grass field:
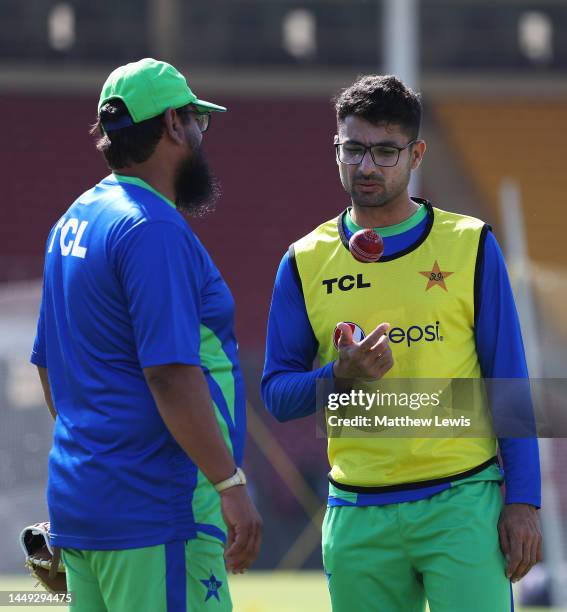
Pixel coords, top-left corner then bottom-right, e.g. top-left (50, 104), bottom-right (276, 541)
top-left (0, 573), bottom-right (555, 611)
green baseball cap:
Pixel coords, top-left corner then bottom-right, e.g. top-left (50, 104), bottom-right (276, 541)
top-left (98, 58), bottom-right (226, 127)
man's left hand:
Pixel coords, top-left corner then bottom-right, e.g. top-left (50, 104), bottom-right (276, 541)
top-left (498, 503), bottom-right (543, 582)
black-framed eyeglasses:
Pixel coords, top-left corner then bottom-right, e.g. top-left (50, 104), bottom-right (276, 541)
top-left (335, 139), bottom-right (418, 167)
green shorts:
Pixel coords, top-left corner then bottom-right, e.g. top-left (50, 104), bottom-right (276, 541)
top-left (322, 480), bottom-right (513, 612)
top-left (61, 537), bottom-right (231, 612)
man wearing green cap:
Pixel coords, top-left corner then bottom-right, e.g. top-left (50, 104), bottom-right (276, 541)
top-left (31, 58), bottom-right (261, 611)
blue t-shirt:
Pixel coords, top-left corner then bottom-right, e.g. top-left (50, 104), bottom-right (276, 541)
top-left (32, 174), bottom-right (246, 550)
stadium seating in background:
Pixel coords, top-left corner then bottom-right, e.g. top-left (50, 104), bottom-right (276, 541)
top-left (433, 100), bottom-right (567, 269)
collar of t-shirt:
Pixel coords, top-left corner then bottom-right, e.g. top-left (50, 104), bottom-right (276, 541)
top-left (343, 203), bottom-right (429, 258)
top-left (112, 173), bottom-right (177, 210)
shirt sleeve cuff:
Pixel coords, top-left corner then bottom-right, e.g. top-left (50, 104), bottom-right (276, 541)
top-left (504, 492), bottom-right (541, 509)
top-left (30, 351), bottom-right (47, 368)
top-left (319, 361), bottom-right (335, 379)
top-left (139, 355), bottom-right (201, 369)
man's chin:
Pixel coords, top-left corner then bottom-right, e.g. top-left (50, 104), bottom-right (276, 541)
top-left (352, 194), bottom-right (390, 208)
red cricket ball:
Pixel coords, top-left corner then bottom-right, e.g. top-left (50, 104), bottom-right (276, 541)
top-left (348, 228), bottom-right (384, 263)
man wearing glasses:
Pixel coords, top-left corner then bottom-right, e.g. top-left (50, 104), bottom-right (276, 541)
top-left (32, 58), bottom-right (261, 610)
top-left (262, 75), bottom-right (541, 611)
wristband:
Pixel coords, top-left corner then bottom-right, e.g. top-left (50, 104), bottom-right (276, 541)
top-left (214, 467), bottom-right (247, 492)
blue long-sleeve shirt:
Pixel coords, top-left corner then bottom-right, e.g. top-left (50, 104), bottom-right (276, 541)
top-left (261, 211), bottom-right (541, 507)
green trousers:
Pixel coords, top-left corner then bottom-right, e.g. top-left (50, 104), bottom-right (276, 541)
top-left (62, 537), bottom-right (231, 611)
top-left (322, 480), bottom-right (513, 612)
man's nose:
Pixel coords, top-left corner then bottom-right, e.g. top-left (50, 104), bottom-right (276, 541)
top-left (359, 149), bottom-right (380, 175)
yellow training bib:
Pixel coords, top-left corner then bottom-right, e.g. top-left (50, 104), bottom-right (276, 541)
top-left (291, 202), bottom-right (496, 487)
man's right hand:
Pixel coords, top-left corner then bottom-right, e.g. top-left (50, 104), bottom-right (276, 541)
top-left (333, 321), bottom-right (393, 380)
top-left (220, 486), bottom-right (263, 574)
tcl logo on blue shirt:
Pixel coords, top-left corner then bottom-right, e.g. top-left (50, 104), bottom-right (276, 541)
top-left (48, 217), bottom-right (89, 259)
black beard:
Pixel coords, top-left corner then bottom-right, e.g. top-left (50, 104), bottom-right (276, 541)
top-left (174, 148), bottom-right (221, 217)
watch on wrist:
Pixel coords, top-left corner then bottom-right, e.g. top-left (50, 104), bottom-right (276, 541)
top-left (214, 467), bottom-right (247, 493)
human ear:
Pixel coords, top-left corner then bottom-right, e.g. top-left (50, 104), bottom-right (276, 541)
top-left (411, 140), bottom-right (427, 170)
top-left (163, 108), bottom-right (186, 145)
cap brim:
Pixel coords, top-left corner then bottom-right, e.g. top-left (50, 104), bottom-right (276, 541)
top-left (194, 98), bottom-right (227, 113)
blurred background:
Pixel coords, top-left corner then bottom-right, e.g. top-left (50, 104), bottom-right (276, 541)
top-left (1, 0), bottom-right (566, 609)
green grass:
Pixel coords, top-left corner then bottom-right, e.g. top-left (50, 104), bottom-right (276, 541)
top-left (0, 573), bottom-right (556, 611)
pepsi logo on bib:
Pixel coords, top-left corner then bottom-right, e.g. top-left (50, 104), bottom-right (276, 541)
top-left (333, 322), bottom-right (366, 350)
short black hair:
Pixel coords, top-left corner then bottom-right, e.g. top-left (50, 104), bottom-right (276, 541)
top-left (334, 75), bottom-right (422, 140)
top-left (90, 99), bottom-right (192, 169)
